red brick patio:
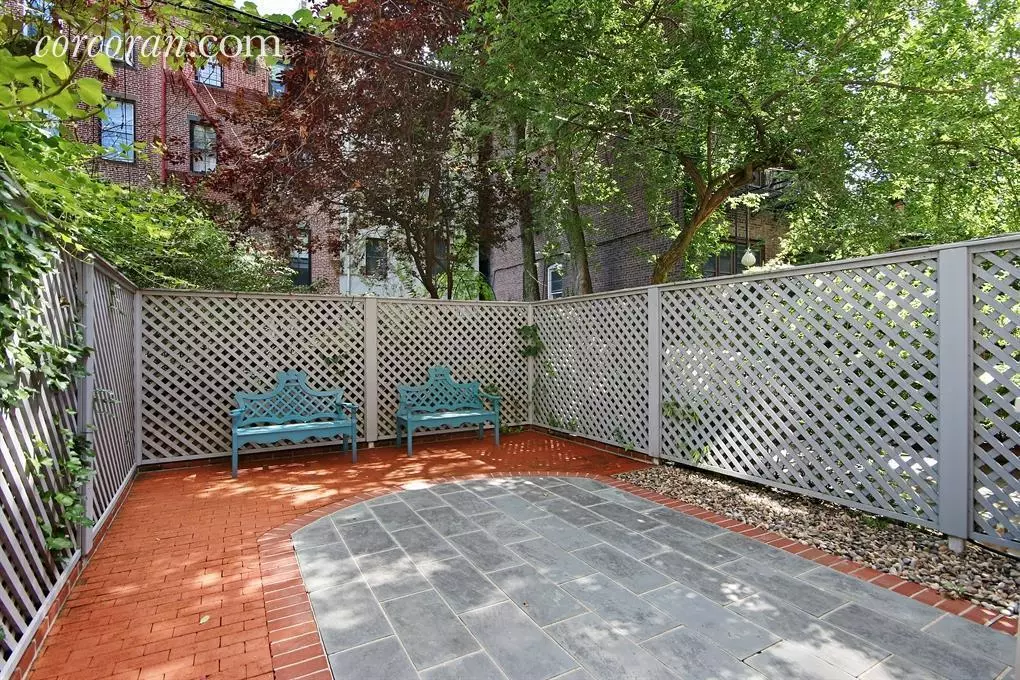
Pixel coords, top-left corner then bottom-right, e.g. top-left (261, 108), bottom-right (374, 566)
top-left (23, 431), bottom-right (1016, 680)
top-left (25, 432), bottom-right (646, 680)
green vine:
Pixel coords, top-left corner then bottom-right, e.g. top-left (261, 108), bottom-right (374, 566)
top-left (517, 324), bottom-right (545, 358)
top-left (26, 424), bottom-right (95, 555)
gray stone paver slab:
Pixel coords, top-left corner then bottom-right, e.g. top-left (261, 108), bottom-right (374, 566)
top-left (417, 556), bottom-right (507, 613)
top-left (641, 627), bottom-right (766, 680)
top-left (356, 548), bottom-right (433, 602)
top-left (486, 494), bottom-right (550, 522)
top-left (544, 612), bottom-right (679, 680)
top-left (418, 506), bottom-right (481, 537)
top-left (727, 594), bottom-right (889, 676)
top-left (390, 524), bottom-right (461, 564)
top-left (309, 580), bottom-right (392, 653)
top-left (473, 511), bottom-right (540, 544)
top-left (295, 478), bottom-right (971, 680)
top-left (461, 601), bottom-right (578, 680)
top-left (562, 573), bottom-right (678, 642)
top-left (370, 500), bottom-right (425, 531)
top-left (441, 490), bottom-right (495, 516)
top-left (720, 557), bottom-right (846, 616)
top-left (526, 515), bottom-right (601, 551)
top-left (420, 651), bottom-right (509, 680)
top-left (449, 530), bottom-right (524, 572)
top-left (584, 521), bottom-right (664, 559)
top-left (642, 583), bottom-right (779, 659)
top-left (327, 636), bottom-right (418, 680)
top-left (509, 537), bottom-right (596, 583)
top-left (745, 640), bottom-right (855, 680)
top-left (643, 525), bottom-right (740, 566)
top-left (587, 502), bottom-right (662, 532)
top-left (823, 603), bottom-right (1006, 679)
top-left (381, 590), bottom-right (480, 670)
top-left (801, 567), bottom-right (942, 628)
top-left (294, 540), bottom-right (359, 593)
top-left (574, 544), bottom-right (671, 594)
top-left (708, 531), bottom-right (816, 574)
top-left (488, 563), bottom-right (588, 626)
top-left (643, 551), bottom-right (756, 604)
top-left (336, 519), bottom-right (397, 556)
top-left (925, 612), bottom-right (1016, 667)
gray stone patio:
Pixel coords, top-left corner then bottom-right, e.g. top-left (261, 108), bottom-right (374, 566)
top-left (292, 477), bottom-right (1014, 680)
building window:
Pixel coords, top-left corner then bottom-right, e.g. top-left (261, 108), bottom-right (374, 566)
top-left (290, 229), bottom-right (312, 286)
top-left (364, 238), bottom-right (387, 278)
top-left (22, 0), bottom-right (52, 37)
top-left (547, 263), bottom-right (564, 299)
top-left (268, 63), bottom-right (288, 98)
top-left (196, 61), bottom-right (223, 87)
top-left (100, 99), bottom-right (134, 162)
top-left (103, 13), bottom-right (134, 65)
top-left (701, 241), bottom-right (764, 278)
top-left (189, 122), bottom-right (217, 173)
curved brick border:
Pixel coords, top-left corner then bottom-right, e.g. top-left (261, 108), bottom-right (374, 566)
top-left (255, 471), bottom-right (1017, 680)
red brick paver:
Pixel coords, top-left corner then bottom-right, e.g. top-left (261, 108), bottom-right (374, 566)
top-left (26, 432), bottom-right (644, 680)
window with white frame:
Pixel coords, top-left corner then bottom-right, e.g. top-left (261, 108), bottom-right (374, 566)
top-left (547, 262), bottom-right (564, 299)
top-left (269, 63), bottom-right (288, 98)
top-left (196, 61), bottom-right (223, 87)
top-left (100, 99), bottom-right (135, 162)
top-left (189, 122), bottom-right (217, 173)
top-left (364, 237), bottom-right (387, 278)
top-left (22, 0), bottom-right (52, 37)
top-left (290, 228), bottom-right (312, 286)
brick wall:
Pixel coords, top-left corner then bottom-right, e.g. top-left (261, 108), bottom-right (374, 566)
top-left (491, 205), bottom-right (787, 300)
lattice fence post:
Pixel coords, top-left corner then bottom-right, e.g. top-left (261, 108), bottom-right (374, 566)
top-left (364, 297), bottom-right (379, 444)
top-left (938, 246), bottom-right (971, 552)
top-left (527, 303), bottom-right (535, 425)
top-left (133, 290), bottom-right (142, 466)
top-left (77, 260), bottom-right (98, 555)
top-left (647, 286), bottom-right (662, 464)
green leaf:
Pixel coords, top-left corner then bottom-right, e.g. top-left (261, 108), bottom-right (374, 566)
top-left (92, 52), bottom-right (114, 76)
top-left (76, 78), bottom-right (106, 106)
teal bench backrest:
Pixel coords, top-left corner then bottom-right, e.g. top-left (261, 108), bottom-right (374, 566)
top-left (235, 371), bottom-right (345, 426)
top-left (398, 366), bottom-right (484, 414)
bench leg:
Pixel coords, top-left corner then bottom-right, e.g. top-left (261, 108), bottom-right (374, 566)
top-left (231, 439), bottom-right (239, 479)
top-left (351, 425), bottom-right (358, 464)
top-left (494, 418), bottom-right (500, 447)
top-left (407, 427), bottom-right (413, 457)
top-left (477, 424), bottom-right (484, 439)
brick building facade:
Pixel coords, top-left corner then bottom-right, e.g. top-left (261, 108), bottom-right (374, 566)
top-left (489, 187), bottom-right (787, 301)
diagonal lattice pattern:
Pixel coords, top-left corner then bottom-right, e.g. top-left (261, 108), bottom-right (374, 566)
top-left (140, 293), bottom-right (366, 461)
top-left (90, 267), bottom-right (136, 520)
top-left (971, 247), bottom-right (1020, 546)
top-left (659, 260), bottom-right (940, 525)
top-left (533, 293), bottom-right (649, 452)
top-left (376, 301), bottom-right (528, 436)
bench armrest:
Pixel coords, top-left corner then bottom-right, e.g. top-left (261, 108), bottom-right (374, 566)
top-left (479, 392), bottom-right (501, 409)
top-left (339, 401), bottom-right (359, 417)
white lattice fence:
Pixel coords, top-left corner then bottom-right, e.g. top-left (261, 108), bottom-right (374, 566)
top-left (88, 264), bottom-right (136, 525)
top-left (0, 256), bottom-right (80, 672)
top-left (533, 292), bottom-right (650, 452)
top-left (375, 300), bottom-right (528, 437)
top-left (971, 244), bottom-right (1020, 546)
top-left (139, 292), bottom-right (366, 461)
top-left (659, 258), bottom-right (941, 525)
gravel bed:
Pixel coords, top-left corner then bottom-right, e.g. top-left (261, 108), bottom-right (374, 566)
top-left (617, 464), bottom-right (1020, 614)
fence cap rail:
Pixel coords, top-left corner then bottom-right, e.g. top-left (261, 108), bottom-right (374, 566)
top-left (140, 288), bottom-right (528, 306)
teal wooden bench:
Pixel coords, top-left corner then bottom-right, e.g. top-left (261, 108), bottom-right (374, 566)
top-left (230, 371), bottom-right (358, 478)
top-left (395, 366), bottom-right (500, 456)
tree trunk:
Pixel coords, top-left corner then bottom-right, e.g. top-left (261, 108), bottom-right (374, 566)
top-left (558, 145), bottom-right (593, 295)
top-left (514, 120), bottom-right (540, 301)
top-left (650, 181), bottom-right (742, 284)
top-left (476, 132), bottom-right (496, 300)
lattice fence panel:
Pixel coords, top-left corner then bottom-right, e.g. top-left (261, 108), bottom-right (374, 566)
top-left (140, 293), bottom-right (365, 461)
top-left (0, 256), bottom-right (80, 669)
top-left (660, 259), bottom-right (940, 525)
top-left (376, 301), bottom-right (528, 437)
top-left (89, 267), bottom-right (136, 524)
top-left (533, 293), bottom-right (649, 452)
top-left (971, 246), bottom-right (1020, 546)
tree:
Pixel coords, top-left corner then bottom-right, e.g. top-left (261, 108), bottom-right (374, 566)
top-left (466, 0), bottom-right (1020, 282)
top-left (214, 0), bottom-right (510, 298)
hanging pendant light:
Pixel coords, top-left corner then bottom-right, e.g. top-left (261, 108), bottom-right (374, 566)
top-left (741, 248), bottom-right (757, 269)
